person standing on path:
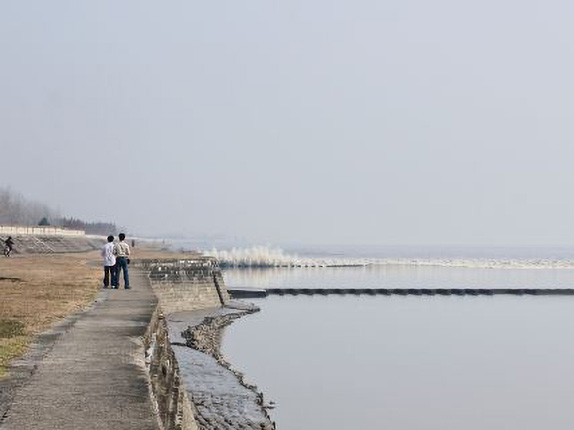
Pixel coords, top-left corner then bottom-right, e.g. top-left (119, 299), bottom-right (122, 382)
top-left (101, 235), bottom-right (117, 288)
top-left (114, 233), bottom-right (131, 289)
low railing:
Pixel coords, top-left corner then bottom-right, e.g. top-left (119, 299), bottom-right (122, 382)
top-left (0, 225), bottom-right (86, 236)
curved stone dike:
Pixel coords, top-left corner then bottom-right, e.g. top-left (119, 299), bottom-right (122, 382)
top-left (229, 287), bottom-right (574, 298)
top-left (167, 304), bottom-right (276, 430)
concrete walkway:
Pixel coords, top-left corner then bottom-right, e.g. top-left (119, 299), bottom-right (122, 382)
top-left (0, 270), bottom-right (160, 430)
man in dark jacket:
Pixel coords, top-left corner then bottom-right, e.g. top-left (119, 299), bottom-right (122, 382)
top-left (4, 236), bottom-right (14, 257)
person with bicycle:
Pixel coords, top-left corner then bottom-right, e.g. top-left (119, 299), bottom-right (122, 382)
top-left (4, 236), bottom-right (14, 257)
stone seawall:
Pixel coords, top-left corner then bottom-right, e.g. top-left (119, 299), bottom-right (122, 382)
top-left (135, 258), bottom-right (230, 314)
top-left (136, 259), bottom-right (274, 430)
top-left (144, 307), bottom-right (199, 430)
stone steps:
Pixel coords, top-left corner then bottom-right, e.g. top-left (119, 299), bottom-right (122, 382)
top-left (0, 235), bottom-right (103, 255)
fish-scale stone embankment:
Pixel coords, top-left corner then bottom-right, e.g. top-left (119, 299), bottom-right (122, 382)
top-left (167, 305), bottom-right (275, 430)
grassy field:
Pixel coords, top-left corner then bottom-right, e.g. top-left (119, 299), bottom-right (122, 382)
top-left (0, 252), bottom-right (102, 378)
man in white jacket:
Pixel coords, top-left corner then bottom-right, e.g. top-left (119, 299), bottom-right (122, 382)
top-left (101, 235), bottom-right (117, 288)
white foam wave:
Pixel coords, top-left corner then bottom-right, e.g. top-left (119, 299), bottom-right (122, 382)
top-left (374, 258), bottom-right (574, 269)
top-left (202, 246), bottom-right (574, 270)
top-left (202, 246), bottom-right (367, 268)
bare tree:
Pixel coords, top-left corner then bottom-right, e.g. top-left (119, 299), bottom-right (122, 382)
top-left (0, 187), bottom-right (59, 225)
top-left (0, 187), bottom-right (119, 233)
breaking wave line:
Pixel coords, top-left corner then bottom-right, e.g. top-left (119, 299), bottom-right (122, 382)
top-left (202, 246), bottom-right (368, 268)
top-left (202, 246), bottom-right (574, 270)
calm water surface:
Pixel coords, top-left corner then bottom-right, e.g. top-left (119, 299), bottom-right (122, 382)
top-left (222, 265), bottom-right (574, 429)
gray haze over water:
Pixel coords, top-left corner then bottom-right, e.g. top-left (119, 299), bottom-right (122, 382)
top-left (2, 1), bottom-right (574, 246)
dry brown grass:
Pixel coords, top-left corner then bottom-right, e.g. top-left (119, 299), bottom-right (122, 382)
top-left (0, 251), bottom-right (102, 377)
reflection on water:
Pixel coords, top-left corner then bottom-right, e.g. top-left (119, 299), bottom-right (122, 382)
top-left (222, 266), bottom-right (574, 429)
top-left (223, 265), bottom-right (574, 290)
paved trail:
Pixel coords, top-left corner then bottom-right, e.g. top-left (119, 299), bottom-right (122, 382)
top-left (0, 270), bottom-right (160, 430)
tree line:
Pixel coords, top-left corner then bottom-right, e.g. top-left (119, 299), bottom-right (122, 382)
top-left (0, 188), bottom-right (119, 235)
top-left (60, 217), bottom-right (118, 235)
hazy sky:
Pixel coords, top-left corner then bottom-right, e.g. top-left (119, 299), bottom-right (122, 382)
top-left (1, 1), bottom-right (574, 246)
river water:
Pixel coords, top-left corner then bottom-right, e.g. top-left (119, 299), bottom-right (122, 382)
top-left (220, 251), bottom-right (574, 429)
